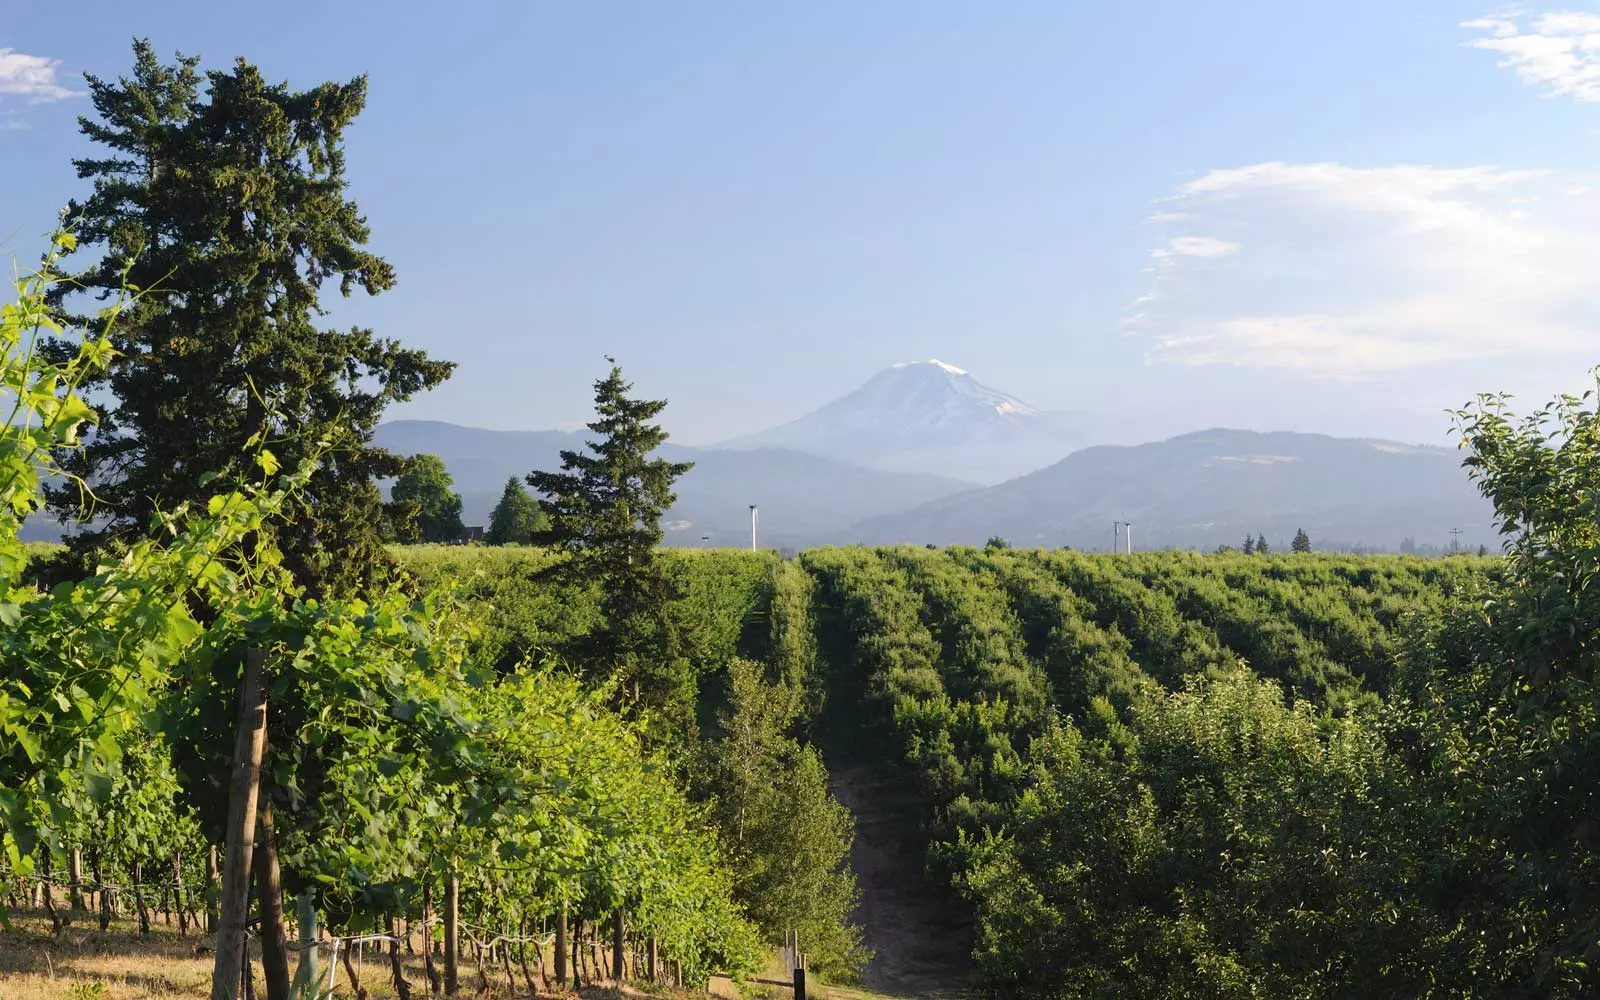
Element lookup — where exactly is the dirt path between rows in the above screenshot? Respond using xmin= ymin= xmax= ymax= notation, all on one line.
xmin=828 ymin=763 xmax=975 ymax=998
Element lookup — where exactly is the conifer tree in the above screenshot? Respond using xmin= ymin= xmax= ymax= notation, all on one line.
xmin=1256 ymin=533 xmax=1271 ymax=554
xmin=527 ymin=360 xmax=695 ymax=725
xmin=44 ymin=40 xmax=452 ymax=594
xmin=1242 ymin=535 xmax=1255 ymax=555
xmin=1292 ymin=528 xmax=1312 ymax=553
xmin=485 ymin=476 xmax=545 ymax=545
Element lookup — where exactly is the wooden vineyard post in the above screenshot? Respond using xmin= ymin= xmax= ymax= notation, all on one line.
xmin=211 ymin=647 xmax=269 ymax=1000
xmin=554 ymin=907 xmax=568 ymax=987
xmin=206 ymin=845 xmax=220 ymax=932
xmin=254 ymin=800 xmax=291 ymax=1000
xmin=612 ymin=909 xmax=625 ymax=985
xmin=132 ymin=859 xmax=149 ymax=934
xmin=69 ymin=847 xmax=85 ymax=912
xmin=443 ymin=871 xmax=461 ymax=995
xmin=647 ymin=936 xmax=658 ymax=981
xmin=422 ymin=883 xmax=440 ymax=995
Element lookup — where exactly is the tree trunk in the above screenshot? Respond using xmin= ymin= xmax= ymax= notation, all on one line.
xmin=443 ymin=872 xmax=460 ymax=995
xmin=612 ymin=910 xmax=625 ymax=984
xmin=210 ymin=647 xmax=269 ymax=1000
xmin=340 ymin=946 xmax=362 ymax=997
xmin=422 ymin=883 xmax=440 ymax=996
xmin=93 ymin=852 xmax=111 ymax=932
xmin=388 ymin=913 xmax=413 ymax=1000
xmin=554 ymin=907 xmax=567 ymax=987
xmin=648 ymin=937 xmax=658 ymax=981
xmin=131 ymin=859 xmax=150 ymax=935
xmin=172 ymin=851 xmax=188 ymax=936
xmin=40 ymin=849 xmax=62 ymax=934
xmin=252 ymin=799 xmax=291 ymax=1000
xmin=206 ymin=844 xmax=220 ymax=933
xmin=69 ymin=847 xmax=85 ymax=912
xmin=499 ymin=936 xmax=517 ymax=994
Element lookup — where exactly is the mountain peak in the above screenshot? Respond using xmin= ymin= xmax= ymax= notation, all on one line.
xmin=893 ymin=358 xmax=969 ymax=375
xmin=722 ymin=359 xmax=1087 ymax=482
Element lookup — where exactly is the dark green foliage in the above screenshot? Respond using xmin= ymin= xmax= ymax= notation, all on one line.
xmin=1242 ymin=535 xmax=1255 ymax=555
xmin=527 ymin=361 xmax=694 ymax=725
xmin=388 ymin=453 xmax=464 ymax=543
xmin=44 ymin=40 xmax=452 ymax=595
xmin=1292 ymin=527 xmax=1311 ymax=553
xmin=1256 ymin=533 xmax=1270 ymax=554
xmin=484 ymin=475 xmax=545 ymax=545
xmin=698 ymin=658 xmax=868 ymax=980
xmin=958 ymin=675 xmax=1436 ymax=999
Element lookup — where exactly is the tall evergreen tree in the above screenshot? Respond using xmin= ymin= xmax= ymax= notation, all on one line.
xmin=697 ymin=658 xmax=868 ymax=980
xmin=485 ymin=476 xmax=545 ymax=545
xmin=1256 ymin=533 xmax=1271 ymax=554
xmin=44 ymin=40 xmax=452 ymax=594
xmin=1292 ymin=528 xmax=1312 ymax=553
xmin=527 ymin=360 xmax=694 ymax=724
xmin=389 ymin=454 xmax=464 ymax=543
xmin=1242 ymin=535 xmax=1255 ymax=555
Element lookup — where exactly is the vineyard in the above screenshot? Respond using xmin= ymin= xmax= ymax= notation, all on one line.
xmin=6 ymin=36 xmax=1600 ymax=1000
xmin=387 ymin=543 xmax=1522 ymax=997
xmin=5 ymin=236 xmax=1598 ymax=997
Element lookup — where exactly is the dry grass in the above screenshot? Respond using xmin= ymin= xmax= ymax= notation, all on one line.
xmin=0 ymin=909 xmax=718 ymax=1000
xmin=0 ymin=909 xmax=932 ymax=1000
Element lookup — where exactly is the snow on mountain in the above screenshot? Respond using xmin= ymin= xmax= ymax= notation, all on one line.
xmin=722 ymin=360 xmax=1090 ymax=483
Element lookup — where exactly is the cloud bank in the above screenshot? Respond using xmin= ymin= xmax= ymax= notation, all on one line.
xmin=1463 ymin=9 xmax=1600 ymax=101
xmin=1127 ymin=162 xmax=1600 ymax=374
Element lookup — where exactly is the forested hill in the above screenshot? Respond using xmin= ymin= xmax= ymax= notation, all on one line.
xmin=374 ymin=419 xmax=975 ymax=546
xmin=379 ymin=420 xmax=1494 ymax=552
xmin=847 ymin=428 xmax=1494 ymax=551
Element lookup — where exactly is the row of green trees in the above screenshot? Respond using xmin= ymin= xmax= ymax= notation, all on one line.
xmin=788 ymin=380 xmax=1600 ymax=996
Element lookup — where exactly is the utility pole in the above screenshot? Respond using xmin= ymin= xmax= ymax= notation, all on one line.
xmin=1125 ymin=522 xmax=1134 ymax=554
xmin=1450 ymin=528 xmax=1462 ymax=554
xmin=1113 ymin=521 xmax=1123 ymax=554
xmin=749 ymin=505 xmax=759 ymax=552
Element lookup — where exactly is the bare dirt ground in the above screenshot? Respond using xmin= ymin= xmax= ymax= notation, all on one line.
xmin=826 ymin=764 xmax=975 ymax=1000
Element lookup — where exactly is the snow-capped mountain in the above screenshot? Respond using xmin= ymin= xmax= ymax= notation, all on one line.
xmin=723 ymin=360 xmax=1091 ymax=482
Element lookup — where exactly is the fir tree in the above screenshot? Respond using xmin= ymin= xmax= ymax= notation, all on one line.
xmin=1242 ymin=535 xmax=1256 ymax=555
xmin=1256 ymin=533 xmax=1271 ymax=554
xmin=485 ymin=476 xmax=545 ymax=545
xmin=527 ymin=360 xmax=694 ymax=725
xmin=1292 ymin=528 xmax=1312 ymax=553
xmin=43 ymin=40 xmax=452 ymax=594
xmin=389 ymin=454 xmax=464 ymax=543
xmin=697 ymin=658 xmax=868 ymax=980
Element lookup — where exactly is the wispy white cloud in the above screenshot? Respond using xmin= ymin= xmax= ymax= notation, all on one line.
xmin=1463 ymin=9 xmax=1600 ymax=101
xmin=1126 ymin=161 xmax=1600 ymax=375
xmin=1168 ymin=235 xmax=1240 ymax=258
xmin=0 ymin=49 xmax=79 ymax=103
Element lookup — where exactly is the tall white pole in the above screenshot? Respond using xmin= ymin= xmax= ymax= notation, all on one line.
xmin=1126 ymin=522 xmax=1134 ymax=554
xmin=1113 ymin=521 xmax=1121 ymax=554
xmin=749 ymin=505 xmax=758 ymax=552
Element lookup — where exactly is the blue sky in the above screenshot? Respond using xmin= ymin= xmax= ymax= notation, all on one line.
xmin=3 ymin=1 xmax=1599 ymax=446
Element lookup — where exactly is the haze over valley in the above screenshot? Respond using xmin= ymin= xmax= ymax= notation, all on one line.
xmin=380 ymin=358 xmax=1496 ymax=553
